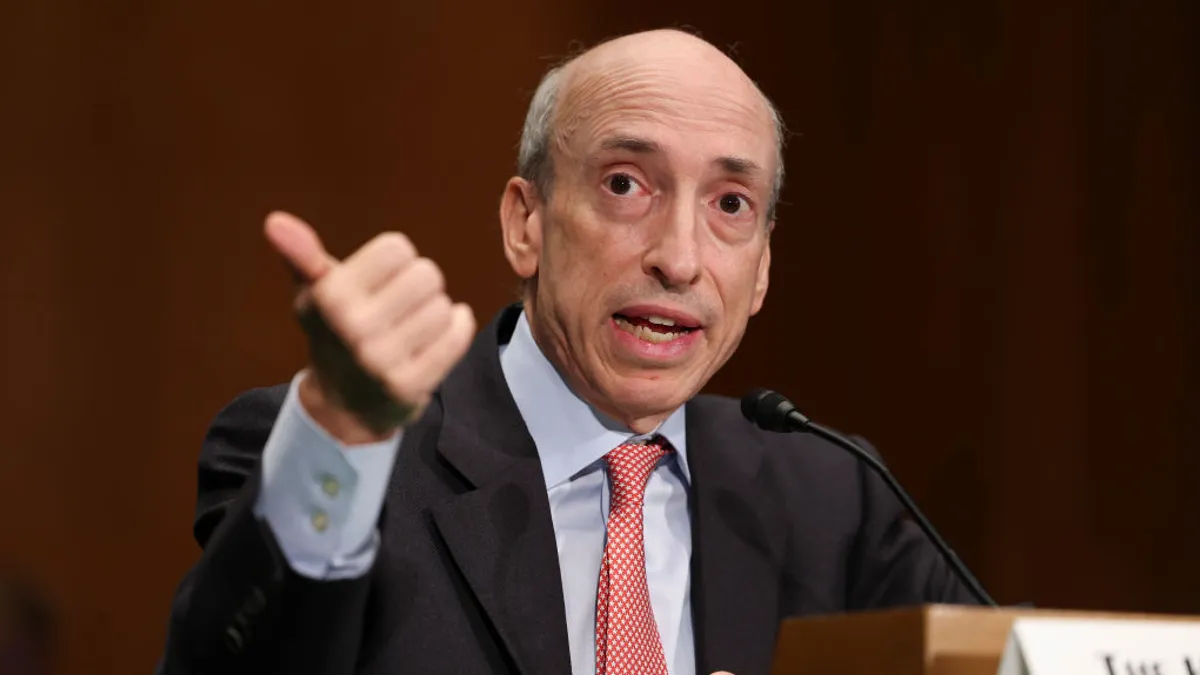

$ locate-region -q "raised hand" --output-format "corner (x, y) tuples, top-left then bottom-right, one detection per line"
(264, 211), (475, 443)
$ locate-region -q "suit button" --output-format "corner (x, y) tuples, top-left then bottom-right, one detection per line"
(224, 626), (245, 653)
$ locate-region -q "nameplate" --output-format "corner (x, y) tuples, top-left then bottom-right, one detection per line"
(997, 617), (1200, 675)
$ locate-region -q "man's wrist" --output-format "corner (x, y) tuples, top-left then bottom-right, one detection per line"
(297, 370), (399, 445)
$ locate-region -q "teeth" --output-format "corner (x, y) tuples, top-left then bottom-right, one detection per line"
(647, 316), (676, 327)
(615, 316), (682, 344)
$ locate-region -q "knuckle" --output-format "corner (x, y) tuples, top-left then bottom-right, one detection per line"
(413, 258), (445, 294)
(458, 322), (476, 349)
(428, 293), (452, 318)
(372, 232), (415, 260)
(337, 305), (373, 339)
(308, 278), (338, 311)
(314, 289), (355, 330)
(452, 328), (473, 358)
(387, 372), (422, 404)
(310, 270), (356, 317)
(353, 337), (390, 373)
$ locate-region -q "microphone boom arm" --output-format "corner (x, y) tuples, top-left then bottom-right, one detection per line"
(803, 419), (996, 607)
(742, 387), (997, 607)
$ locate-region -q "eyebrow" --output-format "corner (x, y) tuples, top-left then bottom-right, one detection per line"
(600, 136), (664, 154)
(715, 155), (765, 179)
(598, 135), (765, 179)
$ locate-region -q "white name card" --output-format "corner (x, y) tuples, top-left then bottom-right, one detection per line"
(997, 617), (1200, 675)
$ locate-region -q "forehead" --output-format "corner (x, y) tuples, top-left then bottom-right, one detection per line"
(554, 54), (777, 173)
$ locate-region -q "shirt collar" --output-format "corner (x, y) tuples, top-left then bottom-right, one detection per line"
(499, 310), (689, 490)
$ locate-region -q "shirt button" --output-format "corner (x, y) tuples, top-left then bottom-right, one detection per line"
(311, 510), (329, 533)
(321, 475), (340, 498)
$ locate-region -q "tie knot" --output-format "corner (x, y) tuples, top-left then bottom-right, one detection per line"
(605, 439), (671, 505)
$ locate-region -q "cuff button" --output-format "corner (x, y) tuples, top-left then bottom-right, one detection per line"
(320, 475), (340, 498)
(311, 510), (330, 533)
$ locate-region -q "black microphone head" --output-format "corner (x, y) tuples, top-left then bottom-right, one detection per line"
(741, 388), (802, 432)
(740, 388), (770, 424)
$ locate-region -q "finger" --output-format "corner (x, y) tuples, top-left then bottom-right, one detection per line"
(264, 211), (337, 282)
(351, 294), (452, 383)
(336, 231), (419, 294)
(315, 234), (424, 331)
(385, 303), (475, 402)
(392, 294), (454, 362)
(339, 258), (445, 338)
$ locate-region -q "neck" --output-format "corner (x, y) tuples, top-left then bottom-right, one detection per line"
(624, 412), (671, 435)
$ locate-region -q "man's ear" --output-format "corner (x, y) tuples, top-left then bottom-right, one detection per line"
(749, 221), (773, 316)
(499, 177), (543, 281)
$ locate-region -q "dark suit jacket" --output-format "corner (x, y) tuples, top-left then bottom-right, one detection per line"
(157, 304), (975, 675)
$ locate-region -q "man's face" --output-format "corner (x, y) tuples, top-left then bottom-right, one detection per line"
(503, 37), (775, 429)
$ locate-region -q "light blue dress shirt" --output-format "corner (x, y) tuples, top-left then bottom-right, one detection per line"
(252, 370), (400, 579)
(253, 311), (695, 675)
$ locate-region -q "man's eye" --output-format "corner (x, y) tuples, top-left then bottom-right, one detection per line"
(607, 173), (636, 195)
(719, 193), (749, 215)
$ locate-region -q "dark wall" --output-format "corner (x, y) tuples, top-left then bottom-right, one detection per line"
(1, 1), (1195, 673)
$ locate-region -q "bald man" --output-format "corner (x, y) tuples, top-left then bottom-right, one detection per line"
(157, 30), (975, 675)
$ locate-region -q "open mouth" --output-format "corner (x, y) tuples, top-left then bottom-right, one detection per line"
(612, 313), (700, 344)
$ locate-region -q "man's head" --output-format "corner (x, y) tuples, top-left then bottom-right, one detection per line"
(500, 29), (783, 433)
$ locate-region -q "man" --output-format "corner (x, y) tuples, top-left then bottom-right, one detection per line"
(158, 29), (974, 675)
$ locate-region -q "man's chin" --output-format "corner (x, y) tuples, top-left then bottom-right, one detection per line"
(600, 377), (694, 425)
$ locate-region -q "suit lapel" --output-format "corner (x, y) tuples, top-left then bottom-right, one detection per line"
(687, 397), (787, 675)
(429, 305), (572, 675)
(421, 306), (787, 675)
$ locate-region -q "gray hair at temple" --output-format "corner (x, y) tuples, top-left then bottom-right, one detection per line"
(516, 53), (787, 222)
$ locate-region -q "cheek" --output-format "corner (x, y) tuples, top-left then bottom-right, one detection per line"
(710, 256), (765, 321)
(537, 217), (611, 319)
(546, 210), (642, 288)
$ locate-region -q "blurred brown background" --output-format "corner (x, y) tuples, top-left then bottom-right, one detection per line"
(1, 0), (1196, 673)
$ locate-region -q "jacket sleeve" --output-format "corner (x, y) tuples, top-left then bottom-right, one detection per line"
(156, 385), (374, 675)
(843, 436), (983, 609)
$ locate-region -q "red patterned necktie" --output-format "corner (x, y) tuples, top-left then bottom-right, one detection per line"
(594, 439), (672, 675)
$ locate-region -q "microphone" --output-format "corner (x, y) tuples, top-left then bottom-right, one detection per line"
(741, 388), (997, 607)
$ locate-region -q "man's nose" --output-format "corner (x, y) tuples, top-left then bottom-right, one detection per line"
(643, 199), (702, 289)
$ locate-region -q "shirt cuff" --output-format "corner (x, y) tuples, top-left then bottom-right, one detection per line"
(253, 371), (401, 580)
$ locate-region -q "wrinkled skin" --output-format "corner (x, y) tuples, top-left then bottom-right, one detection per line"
(501, 30), (777, 433)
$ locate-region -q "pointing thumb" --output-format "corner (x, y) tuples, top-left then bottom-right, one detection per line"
(264, 211), (337, 283)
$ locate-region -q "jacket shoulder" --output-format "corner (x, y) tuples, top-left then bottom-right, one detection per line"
(207, 383), (291, 433)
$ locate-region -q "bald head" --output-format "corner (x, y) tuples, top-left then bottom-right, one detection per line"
(518, 29), (785, 219)
(500, 29), (780, 431)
